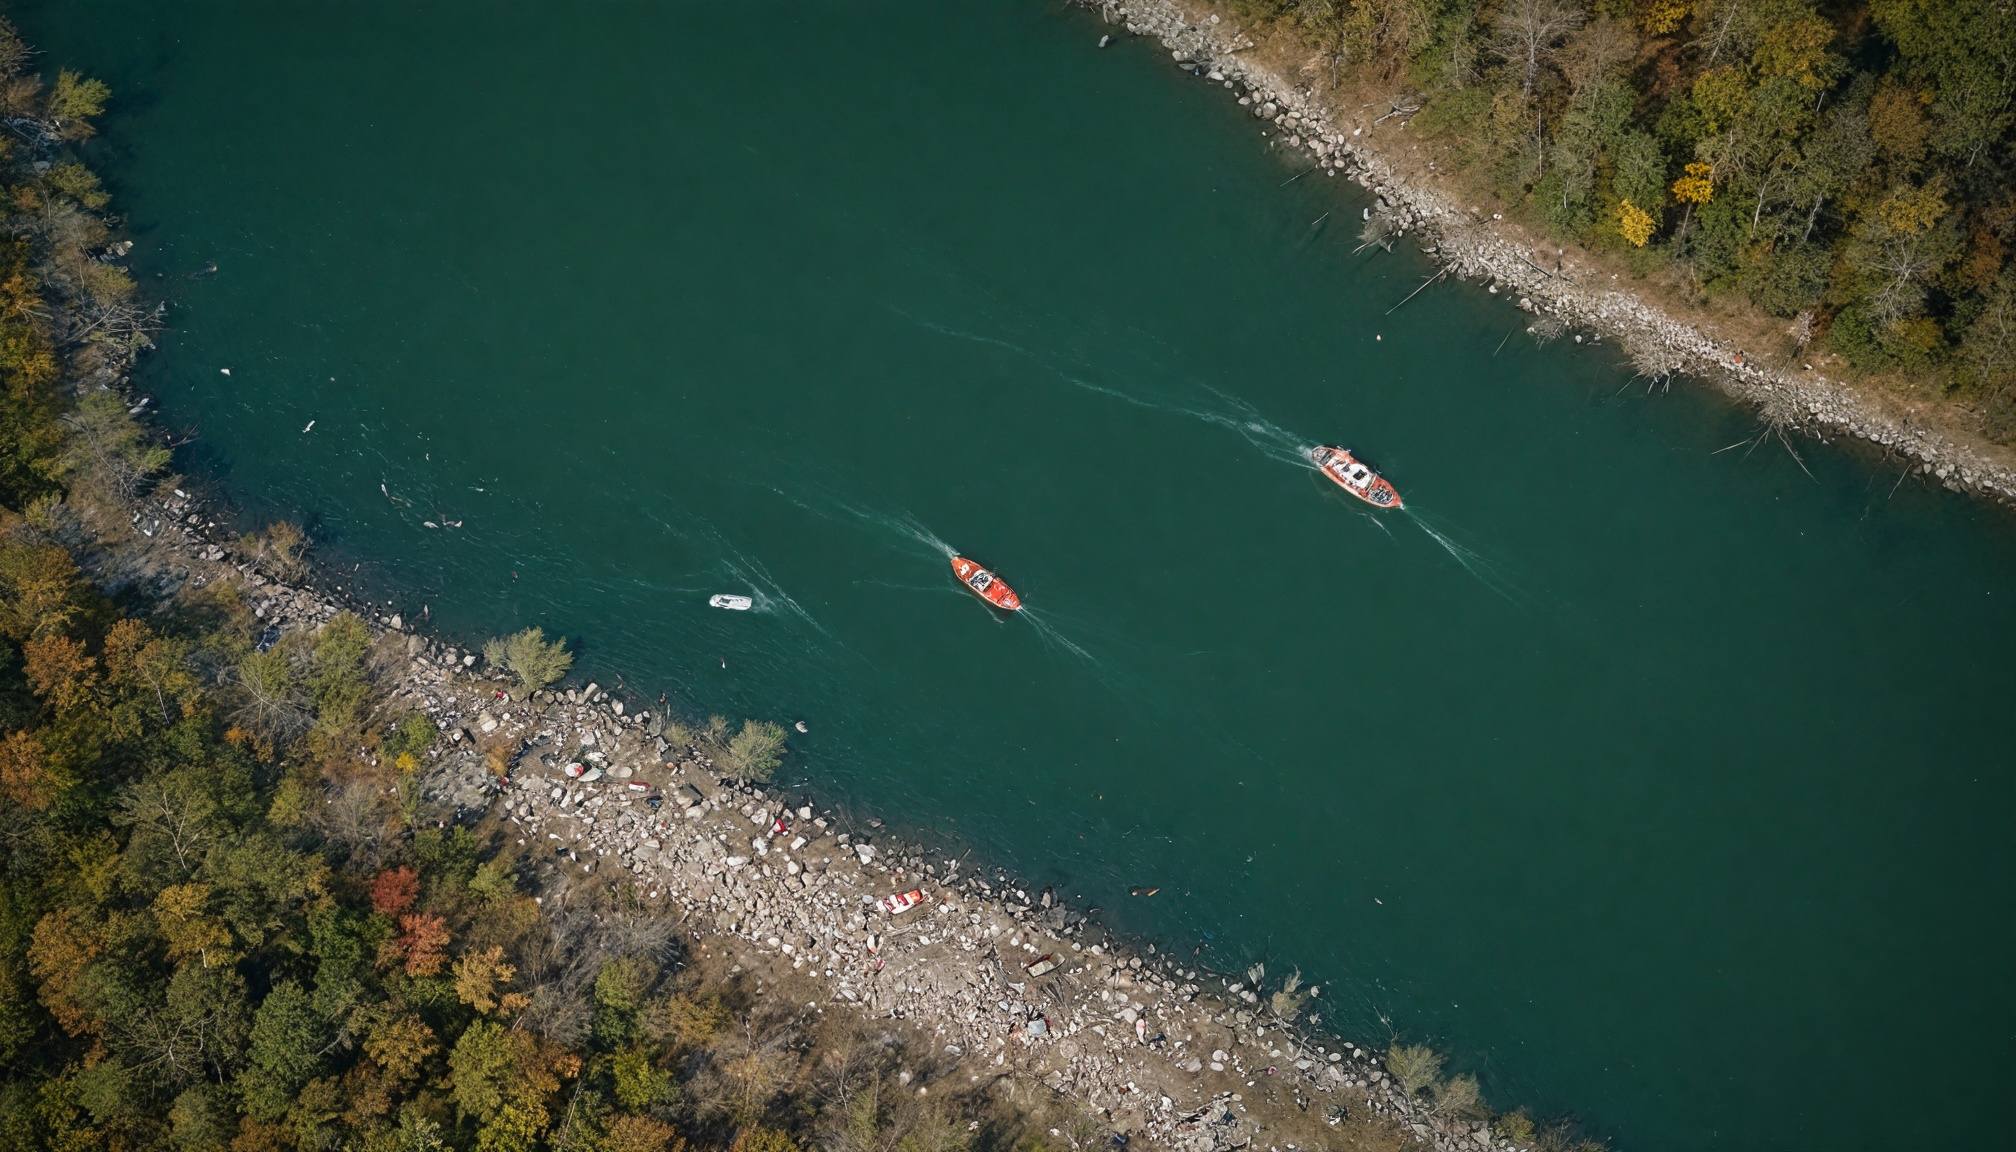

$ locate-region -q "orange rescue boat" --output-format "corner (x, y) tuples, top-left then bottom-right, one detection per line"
(1311, 446), (1402, 509)
(950, 556), (1022, 611)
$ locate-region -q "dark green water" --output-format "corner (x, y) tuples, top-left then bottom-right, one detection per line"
(24, 2), (2016, 1147)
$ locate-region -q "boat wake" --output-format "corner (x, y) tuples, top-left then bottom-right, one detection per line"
(918, 313), (1535, 606)
(781, 494), (1096, 654)
(782, 490), (959, 562)
(639, 509), (839, 641)
(716, 552), (833, 639)
(1060, 374), (1318, 471)
(913, 316), (1318, 471)
(1403, 508), (1525, 603)
(1018, 608), (1098, 665)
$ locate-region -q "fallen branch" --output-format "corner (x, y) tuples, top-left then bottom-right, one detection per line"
(1385, 268), (1448, 315)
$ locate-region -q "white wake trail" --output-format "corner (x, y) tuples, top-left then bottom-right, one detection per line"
(1405, 509), (1525, 603)
(1019, 608), (1098, 665)
(912, 314), (1319, 471)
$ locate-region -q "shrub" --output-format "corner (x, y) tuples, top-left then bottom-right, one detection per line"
(1744, 242), (1831, 317)
(1434, 1073), (1487, 1120)
(1494, 1109), (1538, 1145)
(236, 521), (309, 582)
(720, 720), (786, 783)
(1386, 1043), (1443, 1096)
(662, 719), (696, 750)
(728, 1126), (799, 1152)
(699, 715), (730, 752)
(481, 627), (572, 689)
(646, 992), (730, 1050)
(1268, 970), (1309, 1020)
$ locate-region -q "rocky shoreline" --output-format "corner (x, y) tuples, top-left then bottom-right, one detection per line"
(100, 487), (1529, 1152)
(1077, 0), (2016, 506)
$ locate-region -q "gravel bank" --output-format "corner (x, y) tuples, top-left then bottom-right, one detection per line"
(97, 489), (1528, 1152)
(1077, 0), (2016, 505)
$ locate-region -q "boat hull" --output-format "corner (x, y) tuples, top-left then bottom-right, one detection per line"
(1311, 446), (1402, 509)
(950, 556), (1022, 611)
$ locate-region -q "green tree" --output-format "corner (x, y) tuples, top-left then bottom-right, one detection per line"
(592, 956), (657, 1049)
(230, 644), (309, 745)
(477, 1091), (551, 1152)
(1433, 1072), (1487, 1119)
(1961, 267), (2016, 434)
(383, 711), (439, 768)
(238, 980), (326, 1122)
(1541, 78), (1635, 232)
(309, 612), (374, 736)
(58, 390), (167, 501)
(168, 1083), (235, 1152)
(46, 70), (109, 140)
(611, 1044), (676, 1110)
(449, 1019), (517, 1122)
(43, 161), (110, 210)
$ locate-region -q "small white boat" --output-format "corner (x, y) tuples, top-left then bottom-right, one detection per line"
(709, 594), (753, 611)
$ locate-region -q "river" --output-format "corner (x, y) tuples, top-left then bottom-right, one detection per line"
(23, 2), (2015, 1148)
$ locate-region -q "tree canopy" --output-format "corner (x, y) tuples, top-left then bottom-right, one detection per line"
(1238, 0), (2016, 435)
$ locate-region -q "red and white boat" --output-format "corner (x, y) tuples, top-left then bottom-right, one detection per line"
(1311, 446), (1402, 509)
(880, 889), (925, 916)
(950, 556), (1022, 611)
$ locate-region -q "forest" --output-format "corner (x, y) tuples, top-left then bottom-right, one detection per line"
(1227, 0), (2016, 436)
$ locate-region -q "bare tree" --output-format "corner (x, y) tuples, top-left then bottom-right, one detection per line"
(812, 1034), (897, 1116)
(1492, 0), (1587, 96)
(116, 769), (222, 877)
(59, 391), (170, 502)
(309, 778), (397, 868)
(514, 897), (680, 1045)
(0, 18), (33, 79)
(1556, 15), (1636, 99)
(1866, 228), (1954, 327)
(228, 646), (311, 745)
(104, 965), (249, 1089)
(691, 1021), (799, 1126)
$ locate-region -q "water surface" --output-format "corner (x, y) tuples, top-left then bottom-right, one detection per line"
(24, 3), (2016, 1148)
